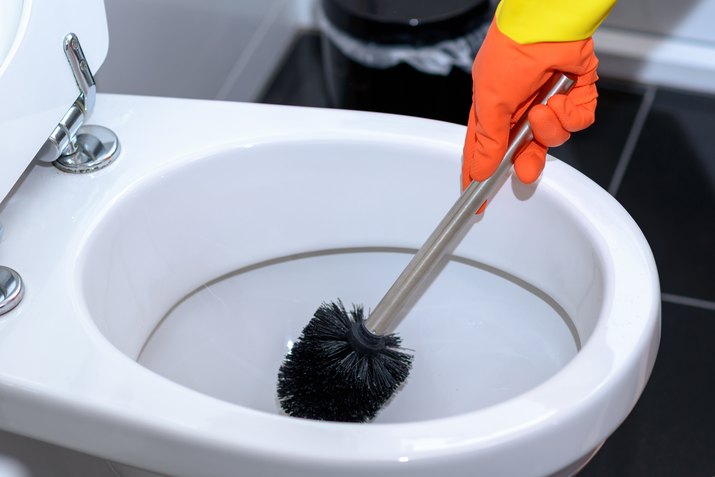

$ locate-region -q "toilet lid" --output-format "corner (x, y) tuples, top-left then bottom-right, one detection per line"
(0, 0), (108, 205)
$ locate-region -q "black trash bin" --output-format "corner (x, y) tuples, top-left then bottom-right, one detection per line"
(319, 0), (492, 124)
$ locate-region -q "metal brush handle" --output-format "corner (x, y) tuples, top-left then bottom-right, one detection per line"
(366, 73), (576, 335)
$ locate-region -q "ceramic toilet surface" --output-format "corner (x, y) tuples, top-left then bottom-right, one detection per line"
(0, 0), (109, 205)
(0, 95), (660, 477)
(0, 0), (23, 65)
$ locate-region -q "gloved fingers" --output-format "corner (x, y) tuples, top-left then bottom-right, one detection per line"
(526, 80), (598, 147)
(461, 103), (478, 191)
(461, 162), (472, 191)
(470, 107), (511, 182)
(528, 102), (571, 147)
(462, 109), (490, 213)
(464, 100), (552, 188)
(547, 83), (598, 132)
(462, 95), (512, 187)
(513, 141), (548, 184)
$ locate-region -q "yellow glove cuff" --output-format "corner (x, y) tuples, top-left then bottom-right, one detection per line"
(495, 0), (617, 44)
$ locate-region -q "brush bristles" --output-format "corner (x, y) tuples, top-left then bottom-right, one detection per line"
(277, 300), (413, 422)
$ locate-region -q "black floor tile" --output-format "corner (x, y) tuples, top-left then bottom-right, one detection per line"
(615, 89), (715, 301)
(578, 301), (715, 477)
(552, 80), (646, 189)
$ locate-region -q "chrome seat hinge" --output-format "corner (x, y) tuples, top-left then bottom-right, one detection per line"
(34, 33), (119, 173)
(0, 223), (24, 316)
(67, 32), (96, 114)
(0, 265), (23, 316)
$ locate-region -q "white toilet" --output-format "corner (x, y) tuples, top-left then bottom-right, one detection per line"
(0, 1), (660, 476)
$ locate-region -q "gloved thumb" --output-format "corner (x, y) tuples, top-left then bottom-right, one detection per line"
(513, 141), (548, 184)
(528, 83), (598, 147)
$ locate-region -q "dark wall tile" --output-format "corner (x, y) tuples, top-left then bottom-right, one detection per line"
(261, 34), (331, 108)
(551, 80), (645, 189)
(615, 89), (715, 301)
(579, 301), (715, 477)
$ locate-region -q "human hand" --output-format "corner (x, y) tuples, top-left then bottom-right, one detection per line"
(462, 20), (599, 192)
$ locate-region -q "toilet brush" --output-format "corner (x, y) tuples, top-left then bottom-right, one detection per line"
(277, 73), (575, 423)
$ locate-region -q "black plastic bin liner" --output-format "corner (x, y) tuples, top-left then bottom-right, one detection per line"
(320, 0), (491, 124)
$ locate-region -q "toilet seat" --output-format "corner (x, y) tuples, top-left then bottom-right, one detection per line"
(0, 0), (23, 65)
(0, 0), (108, 204)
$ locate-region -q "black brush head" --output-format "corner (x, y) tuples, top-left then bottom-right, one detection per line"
(277, 300), (413, 422)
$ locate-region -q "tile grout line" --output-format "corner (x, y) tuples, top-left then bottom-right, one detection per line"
(607, 85), (658, 196)
(104, 460), (122, 477)
(661, 293), (715, 312)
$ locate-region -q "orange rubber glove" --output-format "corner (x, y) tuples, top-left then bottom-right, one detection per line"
(462, 20), (599, 191)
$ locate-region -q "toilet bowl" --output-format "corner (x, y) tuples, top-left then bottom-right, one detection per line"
(0, 1), (660, 476)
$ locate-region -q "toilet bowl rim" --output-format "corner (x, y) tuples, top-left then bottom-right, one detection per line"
(62, 161), (659, 460)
